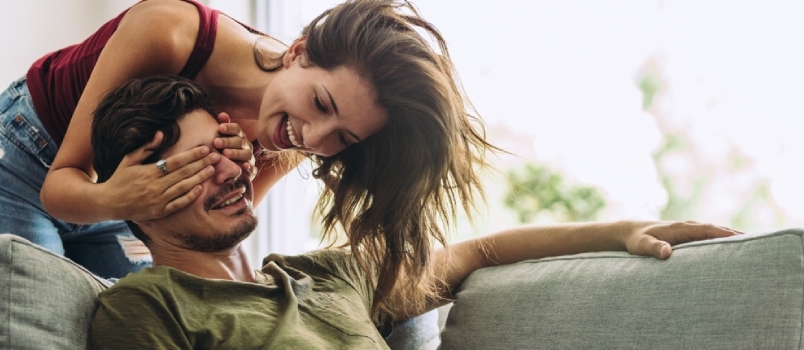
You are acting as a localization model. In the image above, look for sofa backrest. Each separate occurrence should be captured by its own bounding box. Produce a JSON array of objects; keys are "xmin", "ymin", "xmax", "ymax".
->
[
  {"xmin": 0, "ymin": 234, "xmax": 111, "ymax": 350},
  {"xmin": 0, "ymin": 234, "xmax": 440, "ymax": 350},
  {"xmin": 440, "ymin": 229, "xmax": 804, "ymax": 349}
]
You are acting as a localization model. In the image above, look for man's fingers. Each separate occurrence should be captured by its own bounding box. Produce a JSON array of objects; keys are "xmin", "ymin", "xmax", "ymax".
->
[
  {"xmin": 655, "ymin": 241, "xmax": 672, "ymax": 259},
  {"xmin": 629, "ymin": 234, "xmax": 672, "ymax": 259},
  {"xmin": 711, "ymin": 225, "xmax": 741, "ymax": 237},
  {"xmin": 682, "ymin": 223, "xmax": 737, "ymax": 241}
]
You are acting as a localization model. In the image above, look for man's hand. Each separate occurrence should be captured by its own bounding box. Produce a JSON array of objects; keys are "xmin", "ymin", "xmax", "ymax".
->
[{"xmin": 622, "ymin": 221, "xmax": 741, "ymax": 259}]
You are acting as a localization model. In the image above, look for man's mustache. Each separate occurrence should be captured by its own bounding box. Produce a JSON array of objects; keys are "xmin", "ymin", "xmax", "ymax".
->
[{"xmin": 204, "ymin": 178, "xmax": 251, "ymax": 211}]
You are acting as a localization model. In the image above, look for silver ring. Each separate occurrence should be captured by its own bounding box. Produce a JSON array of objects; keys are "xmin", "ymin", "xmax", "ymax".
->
[{"xmin": 155, "ymin": 159, "xmax": 169, "ymax": 175}]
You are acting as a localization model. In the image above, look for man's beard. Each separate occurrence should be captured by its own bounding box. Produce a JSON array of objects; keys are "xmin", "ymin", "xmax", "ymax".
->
[{"xmin": 173, "ymin": 207, "xmax": 258, "ymax": 252}]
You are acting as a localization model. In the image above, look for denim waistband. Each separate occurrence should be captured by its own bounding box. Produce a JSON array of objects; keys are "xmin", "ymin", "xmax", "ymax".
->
[
  {"xmin": 0, "ymin": 77, "xmax": 58, "ymax": 166},
  {"xmin": 0, "ymin": 77, "xmax": 27, "ymax": 115}
]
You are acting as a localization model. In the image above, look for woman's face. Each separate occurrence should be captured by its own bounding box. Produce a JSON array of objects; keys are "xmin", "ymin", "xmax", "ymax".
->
[{"xmin": 257, "ymin": 40, "xmax": 388, "ymax": 157}]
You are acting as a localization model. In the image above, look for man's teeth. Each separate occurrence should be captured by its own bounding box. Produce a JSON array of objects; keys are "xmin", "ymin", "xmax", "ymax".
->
[
  {"xmin": 218, "ymin": 194, "xmax": 243, "ymax": 208},
  {"xmin": 286, "ymin": 120, "xmax": 303, "ymax": 148}
]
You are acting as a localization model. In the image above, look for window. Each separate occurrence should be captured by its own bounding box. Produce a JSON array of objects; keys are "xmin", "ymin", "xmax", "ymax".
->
[{"xmin": 223, "ymin": 0, "xmax": 804, "ymax": 267}]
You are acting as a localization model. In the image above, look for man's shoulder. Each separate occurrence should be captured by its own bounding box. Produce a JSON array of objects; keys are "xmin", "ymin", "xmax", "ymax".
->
[
  {"xmin": 263, "ymin": 249, "xmax": 356, "ymax": 272},
  {"xmin": 100, "ymin": 266, "xmax": 184, "ymax": 298}
]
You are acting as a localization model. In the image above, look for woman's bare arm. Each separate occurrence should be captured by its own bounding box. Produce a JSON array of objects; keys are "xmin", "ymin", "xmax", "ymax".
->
[{"xmin": 40, "ymin": 0, "xmax": 218, "ymax": 223}]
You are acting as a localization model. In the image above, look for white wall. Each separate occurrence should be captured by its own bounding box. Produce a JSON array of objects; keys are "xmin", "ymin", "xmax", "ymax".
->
[
  {"xmin": 0, "ymin": 0, "xmax": 319, "ymax": 268},
  {"xmin": 0, "ymin": 0, "xmax": 136, "ymax": 88}
]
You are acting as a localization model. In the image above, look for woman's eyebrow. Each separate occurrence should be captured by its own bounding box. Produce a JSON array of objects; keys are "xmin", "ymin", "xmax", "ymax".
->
[
  {"xmin": 323, "ymin": 85, "xmax": 340, "ymax": 115},
  {"xmin": 322, "ymin": 85, "xmax": 362, "ymax": 142}
]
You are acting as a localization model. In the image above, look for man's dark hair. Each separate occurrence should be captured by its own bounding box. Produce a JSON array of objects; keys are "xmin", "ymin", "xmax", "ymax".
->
[{"xmin": 91, "ymin": 75, "xmax": 215, "ymax": 243}]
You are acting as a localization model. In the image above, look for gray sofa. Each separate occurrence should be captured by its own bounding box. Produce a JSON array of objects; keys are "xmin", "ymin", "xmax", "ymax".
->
[
  {"xmin": 1, "ymin": 229, "xmax": 802, "ymax": 349},
  {"xmin": 0, "ymin": 233, "xmax": 440, "ymax": 350},
  {"xmin": 440, "ymin": 228, "xmax": 804, "ymax": 349}
]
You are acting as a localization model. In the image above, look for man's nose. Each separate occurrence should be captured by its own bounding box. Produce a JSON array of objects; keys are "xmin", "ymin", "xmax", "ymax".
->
[{"xmin": 212, "ymin": 154, "xmax": 243, "ymax": 185}]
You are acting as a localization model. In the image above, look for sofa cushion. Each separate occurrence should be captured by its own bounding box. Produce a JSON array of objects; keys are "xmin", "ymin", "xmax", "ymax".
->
[
  {"xmin": 440, "ymin": 229, "xmax": 804, "ymax": 350},
  {"xmin": 0, "ymin": 234, "xmax": 111, "ymax": 350}
]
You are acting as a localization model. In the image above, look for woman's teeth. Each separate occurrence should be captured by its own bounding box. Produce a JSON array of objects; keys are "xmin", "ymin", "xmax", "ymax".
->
[{"xmin": 286, "ymin": 119, "xmax": 303, "ymax": 148}]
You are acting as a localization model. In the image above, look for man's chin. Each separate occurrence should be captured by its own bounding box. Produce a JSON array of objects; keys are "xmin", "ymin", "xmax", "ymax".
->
[
  {"xmin": 234, "ymin": 206, "xmax": 250, "ymax": 217},
  {"xmin": 174, "ymin": 214, "xmax": 258, "ymax": 253}
]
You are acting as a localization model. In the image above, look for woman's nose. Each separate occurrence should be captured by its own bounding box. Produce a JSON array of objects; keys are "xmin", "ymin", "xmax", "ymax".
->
[{"xmin": 302, "ymin": 120, "xmax": 342, "ymax": 156}]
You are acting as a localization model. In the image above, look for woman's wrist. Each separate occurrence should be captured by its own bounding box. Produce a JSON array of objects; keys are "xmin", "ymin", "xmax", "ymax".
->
[{"xmin": 93, "ymin": 181, "xmax": 122, "ymax": 221}]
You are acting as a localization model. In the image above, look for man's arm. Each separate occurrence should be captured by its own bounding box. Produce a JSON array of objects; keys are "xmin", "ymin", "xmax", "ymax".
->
[{"xmin": 433, "ymin": 220, "xmax": 738, "ymax": 305}]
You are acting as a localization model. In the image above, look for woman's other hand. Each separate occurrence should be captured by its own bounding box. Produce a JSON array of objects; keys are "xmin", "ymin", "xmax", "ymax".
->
[
  {"xmin": 99, "ymin": 131, "xmax": 220, "ymax": 222},
  {"xmin": 214, "ymin": 112, "xmax": 257, "ymax": 180}
]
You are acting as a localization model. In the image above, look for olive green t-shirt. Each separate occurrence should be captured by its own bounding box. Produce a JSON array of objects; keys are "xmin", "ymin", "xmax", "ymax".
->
[{"xmin": 88, "ymin": 250, "xmax": 390, "ymax": 349}]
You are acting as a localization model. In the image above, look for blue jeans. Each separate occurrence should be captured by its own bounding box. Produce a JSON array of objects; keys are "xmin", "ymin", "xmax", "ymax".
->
[{"xmin": 0, "ymin": 77, "xmax": 150, "ymax": 279}]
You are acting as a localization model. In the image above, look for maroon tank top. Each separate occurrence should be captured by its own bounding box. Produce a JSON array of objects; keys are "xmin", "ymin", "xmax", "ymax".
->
[{"xmin": 25, "ymin": 0, "xmax": 219, "ymax": 146}]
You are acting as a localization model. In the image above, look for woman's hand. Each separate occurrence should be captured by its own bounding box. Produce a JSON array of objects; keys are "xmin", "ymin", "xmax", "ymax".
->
[
  {"xmin": 99, "ymin": 132, "xmax": 220, "ymax": 222},
  {"xmin": 622, "ymin": 221, "xmax": 741, "ymax": 259},
  {"xmin": 214, "ymin": 112, "xmax": 257, "ymax": 180}
]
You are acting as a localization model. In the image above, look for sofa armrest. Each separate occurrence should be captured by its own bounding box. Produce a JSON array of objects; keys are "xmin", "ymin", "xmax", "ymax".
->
[
  {"xmin": 440, "ymin": 229, "xmax": 804, "ymax": 350},
  {"xmin": 0, "ymin": 234, "xmax": 111, "ymax": 350}
]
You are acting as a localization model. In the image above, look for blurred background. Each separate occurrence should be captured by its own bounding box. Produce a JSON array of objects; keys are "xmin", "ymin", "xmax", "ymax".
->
[{"xmin": 2, "ymin": 0, "xmax": 803, "ymax": 264}]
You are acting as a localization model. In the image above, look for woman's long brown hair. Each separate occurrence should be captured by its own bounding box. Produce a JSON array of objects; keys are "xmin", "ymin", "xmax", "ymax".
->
[{"xmin": 258, "ymin": 0, "xmax": 499, "ymax": 322}]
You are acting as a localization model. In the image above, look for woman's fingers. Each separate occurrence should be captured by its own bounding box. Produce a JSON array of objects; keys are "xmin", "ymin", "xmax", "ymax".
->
[
  {"xmin": 120, "ymin": 131, "xmax": 163, "ymax": 169},
  {"xmin": 216, "ymin": 112, "xmax": 231, "ymax": 123},
  {"xmin": 163, "ymin": 183, "xmax": 205, "ymax": 215},
  {"xmin": 223, "ymin": 146, "xmax": 254, "ymax": 163},
  {"xmin": 160, "ymin": 146, "xmax": 216, "ymax": 178},
  {"xmin": 214, "ymin": 134, "xmax": 251, "ymax": 152},
  {"xmin": 215, "ymin": 118, "xmax": 254, "ymax": 163}
]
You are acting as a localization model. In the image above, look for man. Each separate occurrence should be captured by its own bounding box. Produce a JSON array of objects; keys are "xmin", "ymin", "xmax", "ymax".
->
[
  {"xmin": 88, "ymin": 75, "xmax": 737, "ymax": 349},
  {"xmin": 89, "ymin": 75, "xmax": 399, "ymax": 349}
]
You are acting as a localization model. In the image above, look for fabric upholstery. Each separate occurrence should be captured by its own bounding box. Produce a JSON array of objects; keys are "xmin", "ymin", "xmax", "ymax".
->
[
  {"xmin": 387, "ymin": 309, "xmax": 441, "ymax": 350},
  {"xmin": 0, "ymin": 233, "xmax": 111, "ymax": 350},
  {"xmin": 440, "ymin": 229, "xmax": 804, "ymax": 350},
  {"xmin": 0, "ymin": 234, "xmax": 438, "ymax": 349}
]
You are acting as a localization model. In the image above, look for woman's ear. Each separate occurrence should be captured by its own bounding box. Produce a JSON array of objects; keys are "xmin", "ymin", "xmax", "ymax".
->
[{"xmin": 283, "ymin": 36, "xmax": 308, "ymax": 68}]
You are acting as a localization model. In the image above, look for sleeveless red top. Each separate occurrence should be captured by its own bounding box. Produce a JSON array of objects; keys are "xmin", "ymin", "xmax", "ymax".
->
[{"xmin": 25, "ymin": 0, "xmax": 219, "ymax": 146}]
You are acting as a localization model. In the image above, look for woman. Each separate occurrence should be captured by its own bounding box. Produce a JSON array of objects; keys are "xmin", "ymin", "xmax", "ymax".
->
[
  {"xmin": 0, "ymin": 0, "xmax": 736, "ymax": 323},
  {"xmin": 0, "ymin": 0, "xmax": 490, "ymax": 293}
]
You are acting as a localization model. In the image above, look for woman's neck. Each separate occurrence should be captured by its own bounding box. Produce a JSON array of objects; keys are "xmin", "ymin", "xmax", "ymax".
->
[
  {"xmin": 193, "ymin": 31, "xmax": 286, "ymax": 139},
  {"xmin": 197, "ymin": 64, "xmax": 274, "ymax": 141}
]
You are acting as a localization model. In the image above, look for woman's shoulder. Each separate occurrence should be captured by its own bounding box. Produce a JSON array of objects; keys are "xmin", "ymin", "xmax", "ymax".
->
[
  {"xmin": 118, "ymin": 0, "xmax": 202, "ymax": 38},
  {"xmin": 125, "ymin": 0, "xmax": 200, "ymax": 19}
]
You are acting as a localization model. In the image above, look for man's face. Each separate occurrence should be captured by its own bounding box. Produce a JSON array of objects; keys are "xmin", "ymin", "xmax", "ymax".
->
[{"xmin": 141, "ymin": 109, "xmax": 257, "ymax": 252}]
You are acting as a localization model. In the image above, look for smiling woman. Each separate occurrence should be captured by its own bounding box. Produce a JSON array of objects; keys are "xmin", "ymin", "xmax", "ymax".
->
[
  {"xmin": 0, "ymin": 0, "xmax": 497, "ymax": 329},
  {"xmin": 258, "ymin": 63, "xmax": 387, "ymax": 156}
]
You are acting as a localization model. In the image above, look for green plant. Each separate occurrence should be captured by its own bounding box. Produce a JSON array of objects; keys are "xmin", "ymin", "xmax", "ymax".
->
[{"xmin": 504, "ymin": 163, "xmax": 606, "ymax": 224}]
